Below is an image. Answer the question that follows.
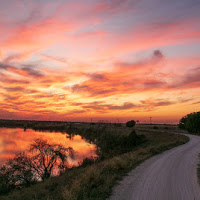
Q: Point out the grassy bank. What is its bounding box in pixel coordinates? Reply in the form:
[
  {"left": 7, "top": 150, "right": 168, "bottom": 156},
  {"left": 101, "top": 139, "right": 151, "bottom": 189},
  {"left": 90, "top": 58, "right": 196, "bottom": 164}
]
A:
[
  {"left": 0, "top": 124, "right": 189, "bottom": 200},
  {"left": 197, "top": 154, "right": 200, "bottom": 186}
]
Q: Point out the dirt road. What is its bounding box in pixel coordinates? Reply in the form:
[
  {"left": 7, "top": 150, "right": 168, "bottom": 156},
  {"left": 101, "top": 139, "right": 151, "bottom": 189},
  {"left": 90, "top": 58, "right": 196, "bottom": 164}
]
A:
[{"left": 109, "top": 134, "right": 200, "bottom": 200}]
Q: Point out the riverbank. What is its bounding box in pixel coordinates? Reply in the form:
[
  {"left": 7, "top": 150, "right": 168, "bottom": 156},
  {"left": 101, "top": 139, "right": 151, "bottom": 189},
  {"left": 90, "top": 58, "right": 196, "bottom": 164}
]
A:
[{"left": 0, "top": 122, "right": 189, "bottom": 200}]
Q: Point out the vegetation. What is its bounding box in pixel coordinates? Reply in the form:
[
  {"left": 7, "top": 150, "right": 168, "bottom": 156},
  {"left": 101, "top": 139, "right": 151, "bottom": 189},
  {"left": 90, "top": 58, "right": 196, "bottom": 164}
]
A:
[
  {"left": 0, "top": 119, "right": 73, "bottom": 132},
  {"left": 197, "top": 154, "right": 200, "bottom": 186},
  {"left": 0, "top": 139, "right": 74, "bottom": 195},
  {"left": 78, "top": 126, "right": 146, "bottom": 158},
  {"left": 153, "top": 126, "right": 159, "bottom": 129},
  {"left": 178, "top": 112, "right": 200, "bottom": 134},
  {"left": 126, "top": 120, "right": 136, "bottom": 127},
  {"left": 0, "top": 123, "right": 189, "bottom": 200}
]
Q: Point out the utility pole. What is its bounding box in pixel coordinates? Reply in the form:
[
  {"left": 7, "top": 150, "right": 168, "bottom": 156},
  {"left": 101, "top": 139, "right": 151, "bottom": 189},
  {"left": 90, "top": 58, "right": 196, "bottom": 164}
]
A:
[{"left": 149, "top": 117, "right": 152, "bottom": 124}]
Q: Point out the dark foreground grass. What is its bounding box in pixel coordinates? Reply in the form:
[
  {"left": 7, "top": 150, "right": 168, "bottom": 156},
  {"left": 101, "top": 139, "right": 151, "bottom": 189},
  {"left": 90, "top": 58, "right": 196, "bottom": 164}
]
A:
[
  {"left": 197, "top": 154, "right": 200, "bottom": 186},
  {"left": 0, "top": 128, "right": 189, "bottom": 200}
]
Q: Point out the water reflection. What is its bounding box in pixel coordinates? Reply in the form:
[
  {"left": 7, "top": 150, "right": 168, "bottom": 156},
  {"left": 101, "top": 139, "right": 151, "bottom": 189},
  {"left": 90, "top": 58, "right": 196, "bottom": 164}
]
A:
[{"left": 0, "top": 128, "right": 97, "bottom": 166}]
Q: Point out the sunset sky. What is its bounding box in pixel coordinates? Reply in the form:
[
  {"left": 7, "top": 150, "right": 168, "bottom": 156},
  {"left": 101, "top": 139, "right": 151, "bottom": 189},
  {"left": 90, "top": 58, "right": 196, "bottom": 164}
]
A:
[{"left": 0, "top": 0, "right": 200, "bottom": 123}]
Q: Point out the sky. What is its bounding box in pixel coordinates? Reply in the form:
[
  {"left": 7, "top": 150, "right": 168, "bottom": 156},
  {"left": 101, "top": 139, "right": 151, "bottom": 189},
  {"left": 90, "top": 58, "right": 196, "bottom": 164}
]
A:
[{"left": 0, "top": 0, "right": 200, "bottom": 123}]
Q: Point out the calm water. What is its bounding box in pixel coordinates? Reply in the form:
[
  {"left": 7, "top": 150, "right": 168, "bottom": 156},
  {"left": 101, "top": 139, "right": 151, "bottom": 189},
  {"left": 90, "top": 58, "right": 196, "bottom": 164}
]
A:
[{"left": 0, "top": 128, "right": 97, "bottom": 166}]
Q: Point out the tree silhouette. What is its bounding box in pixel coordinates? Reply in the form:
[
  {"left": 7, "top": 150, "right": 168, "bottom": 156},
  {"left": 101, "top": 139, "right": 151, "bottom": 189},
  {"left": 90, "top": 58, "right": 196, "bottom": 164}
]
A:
[
  {"left": 126, "top": 120, "right": 136, "bottom": 127},
  {"left": 0, "top": 139, "right": 74, "bottom": 194},
  {"left": 179, "top": 112, "right": 200, "bottom": 133},
  {"left": 0, "top": 152, "right": 35, "bottom": 191},
  {"left": 29, "top": 139, "right": 74, "bottom": 180}
]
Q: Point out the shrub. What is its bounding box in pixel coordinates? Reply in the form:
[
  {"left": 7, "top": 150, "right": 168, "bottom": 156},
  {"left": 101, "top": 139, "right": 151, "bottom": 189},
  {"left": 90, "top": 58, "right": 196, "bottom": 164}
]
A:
[
  {"left": 178, "top": 116, "right": 188, "bottom": 129},
  {"left": 113, "top": 123, "right": 122, "bottom": 127},
  {"left": 81, "top": 158, "right": 95, "bottom": 167},
  {"left": 153, "top": 126, "right": 159, "bottom": 129},
  {"left": 178, "top": 112, "right": 200, "bottom": 133},
  {"left": 126, "top": 120, "right": 136, "bottom": 127}
]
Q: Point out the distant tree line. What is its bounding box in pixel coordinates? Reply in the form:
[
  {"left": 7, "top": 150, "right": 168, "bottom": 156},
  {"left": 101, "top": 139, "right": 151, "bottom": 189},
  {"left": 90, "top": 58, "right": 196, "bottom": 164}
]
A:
[{"left": 178, "top": 112, "right": 200, "bottom": 134}]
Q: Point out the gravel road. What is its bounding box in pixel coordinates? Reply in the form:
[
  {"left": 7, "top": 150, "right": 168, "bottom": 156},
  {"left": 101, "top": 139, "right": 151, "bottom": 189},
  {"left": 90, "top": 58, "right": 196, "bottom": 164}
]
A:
[{"left": 109, "top": 134, "right": 200, "bottom": 200}]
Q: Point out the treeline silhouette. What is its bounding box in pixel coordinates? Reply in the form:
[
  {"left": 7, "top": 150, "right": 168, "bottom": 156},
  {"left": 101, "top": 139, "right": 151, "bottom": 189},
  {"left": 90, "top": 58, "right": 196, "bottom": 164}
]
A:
[
  {"left": 0, "top": 119, "right": 74, "bottom": 132},
  {"left": 178, "top": 112, "right": 200, "bottom": 134},
  {"left": 0, "top": 119, "right": 123, "bottom": 132}
]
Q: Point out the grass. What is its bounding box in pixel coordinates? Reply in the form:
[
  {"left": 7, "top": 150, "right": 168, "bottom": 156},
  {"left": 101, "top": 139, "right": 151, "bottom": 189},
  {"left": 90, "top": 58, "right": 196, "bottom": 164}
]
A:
[
  {"left": 197, "top": 154, "right": 200, "bottom": 186},
  {"left": 0, "top": 123, "right": 189, "bottom": 200}
]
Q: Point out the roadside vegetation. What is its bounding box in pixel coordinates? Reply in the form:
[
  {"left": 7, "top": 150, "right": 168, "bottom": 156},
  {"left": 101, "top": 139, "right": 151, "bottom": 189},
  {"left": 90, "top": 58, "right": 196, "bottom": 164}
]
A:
[
  {"left": 178, "top": 112, "right": 200, "bottom": 193},
  {"left": 178, "top": 112, "right": 200, "bottom": 134},
  {"left": 0, "top": 121, "right": 189, "bottom": 200},
  {"left": 197, "top": 154, "right": 200, "bottom": 186}
]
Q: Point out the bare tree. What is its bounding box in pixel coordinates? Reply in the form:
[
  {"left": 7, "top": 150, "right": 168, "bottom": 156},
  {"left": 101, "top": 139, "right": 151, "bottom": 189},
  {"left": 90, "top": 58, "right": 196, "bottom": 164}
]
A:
[
  {"left": 29, "top": 139, "right": 74, "bottom": 180},
  {"left": 0, "top": 139, "right": 74, "bottom": 194}
]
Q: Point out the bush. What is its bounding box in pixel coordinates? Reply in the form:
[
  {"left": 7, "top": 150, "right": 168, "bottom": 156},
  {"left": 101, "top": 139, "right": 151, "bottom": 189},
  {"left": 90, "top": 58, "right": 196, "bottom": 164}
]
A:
[
  {"left": 81, "top": 158, "right": 95, "bottom": 167},
  {"left": 126, "top": 120, "right": 136, "bottom": 127},
  {"left": 178, "top": 112, "right": 200, "bottom": 133},
  {"left": 113, "top": 123, "right": 122, "bottom": 127},
  {"left": 153, "top": 126, "right": 159, "bottom": 129},
  {"left": 178, "top": 116, "right": 187, "bottom": 129}
]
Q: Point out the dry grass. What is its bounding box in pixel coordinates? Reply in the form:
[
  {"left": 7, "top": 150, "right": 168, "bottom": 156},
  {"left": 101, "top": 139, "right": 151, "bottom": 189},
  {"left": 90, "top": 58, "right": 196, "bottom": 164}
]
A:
[{"left": 197, "top": 154, "right": 200, "bottom": 186}]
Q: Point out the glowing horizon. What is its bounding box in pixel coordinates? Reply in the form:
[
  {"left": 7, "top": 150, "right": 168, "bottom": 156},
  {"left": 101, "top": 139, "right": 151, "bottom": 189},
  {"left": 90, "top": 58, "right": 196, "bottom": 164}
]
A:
[{"left": 0, "top": 0, "right": 200, "bottom": 123}]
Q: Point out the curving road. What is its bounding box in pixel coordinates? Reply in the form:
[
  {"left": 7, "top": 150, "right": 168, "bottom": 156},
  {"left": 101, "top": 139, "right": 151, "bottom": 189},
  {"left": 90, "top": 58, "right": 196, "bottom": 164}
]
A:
[{"left": 109, "top": 134, "right": 200, "bottom": 200}]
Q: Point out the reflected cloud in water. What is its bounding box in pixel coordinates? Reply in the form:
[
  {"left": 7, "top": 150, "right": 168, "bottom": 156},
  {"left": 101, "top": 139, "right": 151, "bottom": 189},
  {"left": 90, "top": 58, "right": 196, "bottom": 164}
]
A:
[{"left": 0, "top": 128, "right": 97, "bottom": 166}]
